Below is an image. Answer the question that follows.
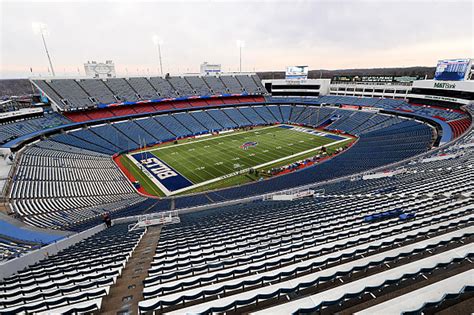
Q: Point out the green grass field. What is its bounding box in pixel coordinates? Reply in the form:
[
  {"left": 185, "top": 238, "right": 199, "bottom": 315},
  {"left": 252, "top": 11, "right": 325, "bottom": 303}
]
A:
[{"left": 123, "top": 125, "right": 352, "bottom": 196}]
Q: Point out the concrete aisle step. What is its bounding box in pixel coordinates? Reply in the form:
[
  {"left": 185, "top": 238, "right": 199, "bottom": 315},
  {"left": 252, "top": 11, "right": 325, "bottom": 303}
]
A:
[{"left": 100, "top": 226, "right": 162, "bottom": 315}]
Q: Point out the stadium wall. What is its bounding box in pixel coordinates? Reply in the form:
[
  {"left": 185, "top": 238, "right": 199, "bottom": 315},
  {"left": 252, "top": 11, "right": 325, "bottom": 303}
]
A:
[
  {"left": 409, "top": 79, "right": 474, "bottom": 108},
  {"left": 330, "top": 82, "right": 411, "bottom": 99},
  {"left": 0, "top": 224, "right": 105, "bottom": 280},
  {"left": 262, "top": 79, "right": 331, "bottom": 97},
  {"left": 0, "top": 214, "right": 149, "bottom": 280}
]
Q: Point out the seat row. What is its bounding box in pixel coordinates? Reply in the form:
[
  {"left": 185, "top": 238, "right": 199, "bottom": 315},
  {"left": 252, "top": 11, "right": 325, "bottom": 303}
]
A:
[
  {"left": 33, "top": 75, "right": 266, "bottom": 110},
  {"left": 0, "top": 224, "right": 145, "bottom": 314}
]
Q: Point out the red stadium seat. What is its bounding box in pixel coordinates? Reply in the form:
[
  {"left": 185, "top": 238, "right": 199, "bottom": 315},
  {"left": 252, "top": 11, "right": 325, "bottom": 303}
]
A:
[
  {"left": 172, "top": 101, "right": 192, "bottom": 109},
  {"left": 109, "top": 106, "right": 137, "bottom": 116},
  {"left": 85, "top": 109, "right": 115, "bottom": 120},
  {"left": 133, "top": 104, "right": 156, "bottom": 113}
]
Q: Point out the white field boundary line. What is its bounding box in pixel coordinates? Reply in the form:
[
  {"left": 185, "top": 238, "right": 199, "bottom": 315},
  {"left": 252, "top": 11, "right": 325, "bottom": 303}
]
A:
[
  {"left": 136, "top": 124, "right": 346, "bottom": 154},
  {"left": 111, "top": 156, "right": 161, "bottom": 199},
  {"left": 124, "top": 127, "right": 284, "bottom": 197},
  {"left": 138, "top": 125, "right": 279, "bottom": 153},
  {"left": 126, "top": 153, "right": 174, "bottom": 196},
  {"left": 167, "top": 136, "right": 352, "bottom": 196},
  {"left": 126, "top": 125, "right": 352, "bottom": 196}
]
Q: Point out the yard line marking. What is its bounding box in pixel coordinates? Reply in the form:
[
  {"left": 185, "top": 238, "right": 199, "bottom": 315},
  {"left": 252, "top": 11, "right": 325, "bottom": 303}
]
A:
[
  {"left": 141, "top": 125, "right": 280, "bottom": 152},
  {"left": 129, "top": 125, "right": 352, "bottom": 195},
  {"left": 161, "top": 149, "right": 218, "bottom": 183},
  {"left": 167, "top": 136, "right": 351, "bottom": 195}
]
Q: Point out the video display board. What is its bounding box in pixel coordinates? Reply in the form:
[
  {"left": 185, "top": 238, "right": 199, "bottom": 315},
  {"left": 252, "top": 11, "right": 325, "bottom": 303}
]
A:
[
  {"left": 434, "top": 59, "right": 471, "bottom": 81},
  {"left": 286, "top": 66, "right": 308, "bottom": 80}
]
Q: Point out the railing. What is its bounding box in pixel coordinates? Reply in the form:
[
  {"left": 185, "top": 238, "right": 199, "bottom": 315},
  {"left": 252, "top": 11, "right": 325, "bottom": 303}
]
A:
[
  {"left": 262, "top": 188, "right": 325, "bottom": 201},
  {"left": 128, "top": 211, "right": 180, "bottom": 231}
]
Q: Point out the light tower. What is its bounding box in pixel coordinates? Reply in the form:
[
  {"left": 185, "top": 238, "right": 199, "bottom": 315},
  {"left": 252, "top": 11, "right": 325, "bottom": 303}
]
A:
[
  {"left": 152, "top": 35, "right": 164, "bottom": 76},
  {"left": 32, "top": 22, "right": 56, "bottom": 76},
  {"left": 236, "top": 40, "right": 245, "bottom": 73}
]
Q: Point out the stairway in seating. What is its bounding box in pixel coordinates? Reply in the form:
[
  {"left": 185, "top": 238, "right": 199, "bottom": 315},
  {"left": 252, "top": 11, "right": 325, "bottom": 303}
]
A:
[{"left": 100, "top": 226, "right": 162, "bottom": 315}]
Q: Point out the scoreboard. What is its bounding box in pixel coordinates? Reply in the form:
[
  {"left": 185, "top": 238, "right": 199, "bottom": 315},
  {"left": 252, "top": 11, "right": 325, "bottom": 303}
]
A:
[
  {"left": 434, "top": 59, "right": 471, "bottom": 81},
  {"left": 286, "top": 66, "right": 308, "bottom": 80},
  {"left": 84, "top": 60, "right": 116, "bottom": 79}
]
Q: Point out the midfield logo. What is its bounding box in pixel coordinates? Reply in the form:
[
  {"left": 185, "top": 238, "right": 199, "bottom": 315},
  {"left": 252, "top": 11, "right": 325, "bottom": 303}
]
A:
[{"left": 240, "top": 141, "right": 258, "bottom": 150}]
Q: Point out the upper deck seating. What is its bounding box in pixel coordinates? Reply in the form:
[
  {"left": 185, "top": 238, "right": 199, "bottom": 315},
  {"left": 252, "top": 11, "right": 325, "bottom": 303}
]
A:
[
  {"left": 203, "top": 76, "right": 228, "bottom": 94},
  {"left": 167, "top": 77, "right": 195, "bottom": 96},
  {"left": 77, "top": 79, "right": 116, "bottom": 104},
  {"left": 127, "top": 77, "right": 158, "bottom": 100},
  {"left": 148, "top": 77, "right": 177, "bottom": 98},
  {"left": 235, "top": 74, "right": 262, "bottom": 93},
  {"left": 220, "top": 76, "right": 244, "bottom": 94},
  {"left": 185, "top": 77, "right": 211, "bottom": 96},
  {"left": 103, "top": 78, "right": 139, "bottom": 102},
  {"left": 48, "top": 79, "right": 94, "bottom": 109}
]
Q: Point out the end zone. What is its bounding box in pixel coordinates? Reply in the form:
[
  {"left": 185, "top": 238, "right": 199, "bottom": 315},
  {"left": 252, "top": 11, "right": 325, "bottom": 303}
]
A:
[
  {"left": 127, "top": 152, "right": 193, "bottom": 196},
  {"left": 123, "top": 125, "right": 354, "bottom": 197}
]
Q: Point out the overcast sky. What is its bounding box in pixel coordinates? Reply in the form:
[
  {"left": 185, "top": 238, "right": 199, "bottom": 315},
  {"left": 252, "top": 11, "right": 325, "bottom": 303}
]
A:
[{"left": 0, "top": 0, "right": 472, "bottom": 78}]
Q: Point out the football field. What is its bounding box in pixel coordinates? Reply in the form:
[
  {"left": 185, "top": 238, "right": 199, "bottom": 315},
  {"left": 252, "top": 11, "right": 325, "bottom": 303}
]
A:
[{"left": 123, "top": 125, "right": 352, "bottom": 196}]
